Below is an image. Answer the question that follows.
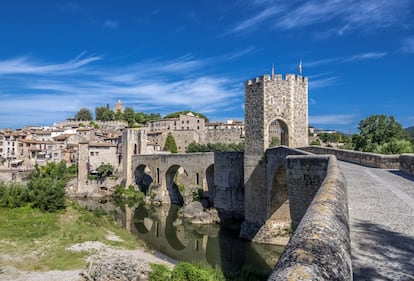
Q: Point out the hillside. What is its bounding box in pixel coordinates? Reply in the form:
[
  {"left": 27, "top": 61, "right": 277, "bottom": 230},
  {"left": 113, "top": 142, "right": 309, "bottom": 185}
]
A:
[{"left": 405, "top": 126, "right": 414, "bottom": 138}]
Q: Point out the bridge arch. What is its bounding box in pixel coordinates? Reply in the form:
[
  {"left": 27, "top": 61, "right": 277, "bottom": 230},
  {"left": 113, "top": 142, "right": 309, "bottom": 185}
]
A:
[
  {"left": 166, "top": 164, "right": 189, "bottom": 205},
  {"left": 267, "top": 118, "right": 289, "bottom": 148},
  {"left": 269, "top": 165, "right": 290, "bottom": 222},
  {"left": 204, "top": 164, "right": 215, "bottom": 200},
  {"left": 134, "top": 164, "right": 153, "bottom": 195}
]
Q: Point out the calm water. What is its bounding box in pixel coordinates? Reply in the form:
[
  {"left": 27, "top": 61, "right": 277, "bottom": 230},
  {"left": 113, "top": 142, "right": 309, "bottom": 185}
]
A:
[{"left": 76, "top": 199, "right": 284, "bottom": 278}]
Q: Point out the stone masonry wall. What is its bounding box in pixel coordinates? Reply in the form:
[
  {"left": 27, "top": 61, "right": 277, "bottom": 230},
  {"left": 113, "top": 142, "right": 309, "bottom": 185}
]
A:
[
  {"left": 213, "top": 152, "right": 244, "bottom": 221},
  {"left": 269, "top": 156, "right": 352, "bottom": 281},
  {"left": 200, "top": 128, "right": 244, "bottom": 145},
  {"left": 400, "top": 154, "right": 414, "bottom": 176},
  {"left": 301, "top": 146, "right": 400, "bottom": 169},
  {"left": 0, "top": 168, "right": 33, "bottom": 183}
]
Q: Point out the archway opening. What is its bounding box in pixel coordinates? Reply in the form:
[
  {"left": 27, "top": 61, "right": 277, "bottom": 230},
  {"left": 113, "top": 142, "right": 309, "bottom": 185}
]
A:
[
  {"left": 134, "top": 165, "right": 153, "bottom": 195},
  {"left": 205, "top": 164, "right": 215, "bottom": 202},
  {"left": 269, "top": 166, "right": 290, "bottom": 223},
  {"left": 166, "top": 165, "right": 189, "bottom": 205},
  {"left": 268, "top": 119, "right": 289, "bottom": 148}
]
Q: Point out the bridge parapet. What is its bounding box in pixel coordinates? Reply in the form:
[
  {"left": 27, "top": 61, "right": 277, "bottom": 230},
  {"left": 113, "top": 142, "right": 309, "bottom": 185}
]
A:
[
  {"left": 269, "top": 155, "right": 352, "bottom": 281},
  {"left": 400, "top": 153, "right": 414, "bottom": 176},
  {"left": 301, "top": 146, "right": 399, "bottom": 169}
]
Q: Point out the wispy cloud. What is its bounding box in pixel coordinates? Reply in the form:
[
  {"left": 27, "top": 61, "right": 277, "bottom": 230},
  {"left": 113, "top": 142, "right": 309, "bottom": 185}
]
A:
[
  {"left": 0, "top": 53, "right": 102, "bottom": 75},
  {"left": 309, "top": 114, "right": 355, "bottom": 125},
  {"left": 344, "top": 52, "right": 387, "bottom": 62},
  {"left": 0, "top": 53, "right": 243, "bottom": 128},
  {"left": 401, "top": 36, "right": 414, "bottom": 53},
  {"left": 103, "top": 20, "right": 119, "bottom": 30},
  {"left": 232, "top": 5, "right": 286, "bottom": 33},
  {"left": 309, "top": 76, "right": 339, "bottom": 89},
  {"left": 231, "top": 0, "right": 413, "bottom": 36},
  {"left": 304, "top": 51, "right": 387, "bottom": 68}
]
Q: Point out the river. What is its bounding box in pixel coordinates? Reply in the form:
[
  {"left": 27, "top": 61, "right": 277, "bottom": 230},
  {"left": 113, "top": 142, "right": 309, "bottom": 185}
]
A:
[{"left": 76, "top": 199, "right": 284, "bottom": 279}]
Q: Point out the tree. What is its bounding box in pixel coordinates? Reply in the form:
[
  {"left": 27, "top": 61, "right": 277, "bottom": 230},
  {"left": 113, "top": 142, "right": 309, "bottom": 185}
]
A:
[
  {"left": 96, "top": 163, "right": 114, "bottom": 179},
  {"left": 27, "top": 161, "right": 71, "bottom": 212},
  {"left": 122, "top": 107, "right": 137, "bottom": 127},
  {"left": 186, "top": 141, "right": 244, "bottom": 153},
  {"left": 74, "top": 108, "right": 93, "bottom": 121},
  {"left": 95, "top": 105, "right": 114, "bottom": 121},
  {"left": 163, "top": 111, "right": 209, "bottom": 122},
  {"left": 354, "top": 115, "right": 413, "bottom": 154},
  {"left": 164, "top": 133, "right": 178, "bottom": 153}
]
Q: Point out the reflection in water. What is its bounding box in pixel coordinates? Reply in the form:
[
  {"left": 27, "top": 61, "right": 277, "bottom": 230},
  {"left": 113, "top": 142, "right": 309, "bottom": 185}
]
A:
[{"left": 75, "top": 199, "right": 284, "bottom": 278}]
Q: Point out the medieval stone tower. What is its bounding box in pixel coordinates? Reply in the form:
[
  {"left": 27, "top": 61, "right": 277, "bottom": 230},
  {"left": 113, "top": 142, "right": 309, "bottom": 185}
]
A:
[
  {"left": 241, "top": 73, "right": 308, "bottom": 238},
  {"left": 244, "top": 73, "right": 308, "bottom": 155}
]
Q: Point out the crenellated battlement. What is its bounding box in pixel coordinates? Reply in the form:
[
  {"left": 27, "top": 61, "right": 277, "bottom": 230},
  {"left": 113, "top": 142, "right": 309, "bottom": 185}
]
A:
[{"left": 245, "top": 73, "right": 307, "bottom": 85}]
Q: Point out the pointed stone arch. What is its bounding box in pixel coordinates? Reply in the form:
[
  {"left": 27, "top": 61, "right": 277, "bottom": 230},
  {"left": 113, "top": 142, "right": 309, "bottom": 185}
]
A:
[{"left": 267, "top": 118, "right": 289, "bottom": 148}]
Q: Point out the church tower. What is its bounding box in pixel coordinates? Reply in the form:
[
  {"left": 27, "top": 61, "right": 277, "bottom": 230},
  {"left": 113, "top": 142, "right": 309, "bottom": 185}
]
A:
[{"left": 114, "top": 99, "right": 125, "bottom": 113}]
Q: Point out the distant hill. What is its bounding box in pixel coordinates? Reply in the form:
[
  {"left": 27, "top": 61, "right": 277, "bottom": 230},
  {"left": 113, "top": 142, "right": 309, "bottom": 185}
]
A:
[{"left": 405, "top": 126, "right": 414, "bottom": 138}]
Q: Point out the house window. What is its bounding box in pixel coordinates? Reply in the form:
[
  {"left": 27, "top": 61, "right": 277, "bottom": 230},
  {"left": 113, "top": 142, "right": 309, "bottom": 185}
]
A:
[
  {"left": 95, "top": 152, "right": 99, "bottom": 156},
  {"left": 90, "top": 152, "right": 94, "bottom": 156}
]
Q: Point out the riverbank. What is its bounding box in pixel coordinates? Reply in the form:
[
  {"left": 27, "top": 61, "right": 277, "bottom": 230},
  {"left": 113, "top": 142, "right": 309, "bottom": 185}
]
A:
[{"left": 0, "top": 203, "right": 173, "bottom": 281}]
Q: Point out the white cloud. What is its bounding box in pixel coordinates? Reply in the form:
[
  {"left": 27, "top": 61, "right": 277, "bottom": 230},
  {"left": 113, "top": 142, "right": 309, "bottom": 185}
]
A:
[
  {"left": 401, "top": 37, "right": 414, "bottom": 53},
  {"left": 309, "top": 76, "right": 339, "bottom": 89},
  {"left": 103, "top": 20, "right": 119, "bottom": 30},
  {"left": 0, "top": 53, "right": 101, "bottom": 75},
  {"left": 230, "top": 0, "right": 413, "bottom": 36},
  {"left": 309, "top": 114, "right": 355, "bottom": 125},
  {"left": 0, "top": 53, "right": 243, "bottom": 128},
  {"left": 345, "top": 52, "right": 387, "bottom": 62}
]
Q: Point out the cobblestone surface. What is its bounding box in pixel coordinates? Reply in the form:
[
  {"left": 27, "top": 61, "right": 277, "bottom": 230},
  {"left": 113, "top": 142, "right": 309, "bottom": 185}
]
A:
[{"left": 339, "top": 161, "right": 414, "bottom": 281}]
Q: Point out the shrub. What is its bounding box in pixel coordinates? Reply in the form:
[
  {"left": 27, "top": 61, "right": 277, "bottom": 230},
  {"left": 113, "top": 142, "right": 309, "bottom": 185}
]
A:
[
  {"left": 149, "top": 263, "right": 171, "bottom": 281},
  {"left": 27, "top": 161, "right": 72, "bottom": 212},
  {"left": 0, "top": 181, "right": 30, "bottom": 208}
]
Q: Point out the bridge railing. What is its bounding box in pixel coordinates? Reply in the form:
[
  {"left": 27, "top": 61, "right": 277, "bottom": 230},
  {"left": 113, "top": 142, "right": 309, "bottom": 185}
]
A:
[
  {"left": 301, "top": 146, "right": 399, "bottom": 169},
  {"left": 269, "top": 155, "right": 352, "bottom": 281},
  {"left": 400, "top": 153, "right": 414, "bottom": 176}
]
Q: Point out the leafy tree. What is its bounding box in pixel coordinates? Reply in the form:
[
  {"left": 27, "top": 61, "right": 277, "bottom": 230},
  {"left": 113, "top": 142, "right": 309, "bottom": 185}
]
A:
[
  {"left": 353, "top": 115, "right": 413, "bottom": 154},
  {"left": 164, "top": 133, "right": 178, "bottom": 153},
  {"left": 164, "top": 111, "right": 209, "bottom": 122},
  {"left": 74, "top": 108, "right": 93, "bottom": 121},
  {"left": 123, "top": 107, "right": 136, "bottom": 127},
  {"left": 27, "top": 161, "right": 72, "bottom": 212},
  {"left": 95, "top": 105, "right": 114, "bottom": 121},
  {"left": 96, "top": 163, "right": 114, "bottom": 179},
  {"left": 186, "top": 141, "right": 244, "bottom": 153}
]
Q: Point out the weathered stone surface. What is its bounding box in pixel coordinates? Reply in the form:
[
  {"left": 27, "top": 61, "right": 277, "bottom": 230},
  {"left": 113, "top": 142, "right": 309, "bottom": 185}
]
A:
[
  {"left": 269, "top": 156, "right": 352, "bottom": 281},
  {"left": 400, "top": 153, "right": 414, "bottom": 176},
  {"left": 181, "top": 202, "right": 220, "bottom": 224},
  {"left": 301, "top": 146, "right": 400, "bottom": 169},
  {"left": 86, "top": 256, "right": 151, "bottom": 281}
]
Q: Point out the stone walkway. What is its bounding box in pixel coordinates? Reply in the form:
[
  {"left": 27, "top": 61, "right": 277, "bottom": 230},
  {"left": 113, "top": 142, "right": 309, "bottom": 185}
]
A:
[{"left": 339, "top": 161, "right": 414, "bottom": 281}]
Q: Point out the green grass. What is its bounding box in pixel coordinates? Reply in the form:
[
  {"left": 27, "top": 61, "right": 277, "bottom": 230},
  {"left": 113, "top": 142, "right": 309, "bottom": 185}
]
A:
[{"left": 0, "top": 202, "right": 142, "bottom": 272}]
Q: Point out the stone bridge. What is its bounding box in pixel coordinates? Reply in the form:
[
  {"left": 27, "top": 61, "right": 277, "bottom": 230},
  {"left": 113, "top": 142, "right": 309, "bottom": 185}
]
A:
[{"left": 131, "top": 153, "right": 215, "bottom": 204}]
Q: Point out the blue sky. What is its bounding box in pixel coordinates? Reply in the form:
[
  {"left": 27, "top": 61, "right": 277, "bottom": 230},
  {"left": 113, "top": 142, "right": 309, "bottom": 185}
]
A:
[{"left": 0, "top": 0, "right": 413, "bottom": 132}]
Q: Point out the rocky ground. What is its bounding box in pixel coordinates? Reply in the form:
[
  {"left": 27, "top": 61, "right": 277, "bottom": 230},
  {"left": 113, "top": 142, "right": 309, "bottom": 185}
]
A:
[{"left": 0, "top": 235, "right": 174, "bottom": 281}]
